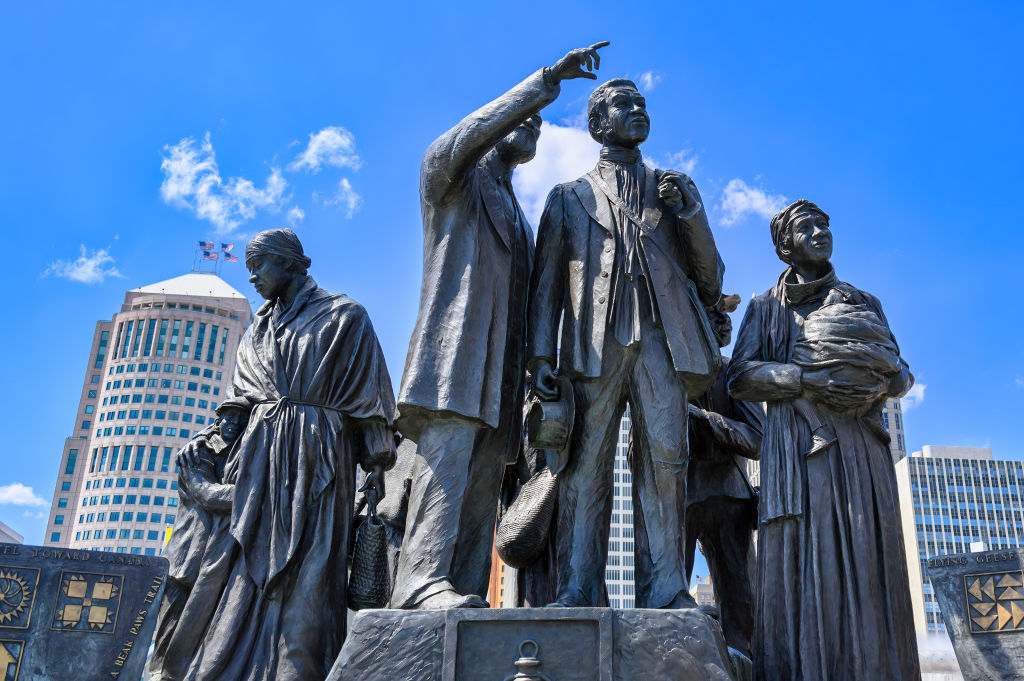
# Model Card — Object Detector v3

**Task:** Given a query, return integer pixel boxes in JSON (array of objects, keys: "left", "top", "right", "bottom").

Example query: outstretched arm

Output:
[
  {"left": 421, "top": 43, "right": 609, "bottom": 205},
  {"left": 690, "top": 397, "right": 764, "bottom": 460}
]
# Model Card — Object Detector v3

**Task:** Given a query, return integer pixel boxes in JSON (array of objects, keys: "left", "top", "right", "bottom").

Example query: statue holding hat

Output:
[
  {"left": 152, "top": 227, "right": 397, "bottom": 681},
  {"left": 527, "top": 77, "right": 723, "bottom": 609},
  {"left": 727, "top": 201, "right": 920, "bottom": 680}
]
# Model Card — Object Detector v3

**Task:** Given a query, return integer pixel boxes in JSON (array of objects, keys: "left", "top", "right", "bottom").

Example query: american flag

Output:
[
  {"left": 221, "top": 243, "right": 234, "bottom": 252},
  {"left": 202, "top": 251, "right": 219, "bottom": 261},
  {"left": 223, "top": 253, "right": 239, "bottom": 263},
  {"left": 198, "top": 240, "right": 215, "bottom": 250}
]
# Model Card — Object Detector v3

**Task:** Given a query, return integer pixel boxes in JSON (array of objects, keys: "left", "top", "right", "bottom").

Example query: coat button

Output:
[
  {"left": 599, "top": 297, "right": 606, "bottom": 304},
  {"left": 601, "top": 271, "right": 609, "bottom": 278}
]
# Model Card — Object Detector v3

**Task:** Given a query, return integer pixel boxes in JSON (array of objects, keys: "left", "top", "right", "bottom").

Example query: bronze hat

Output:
[{"left": 525, "top": 375, "right": 575, "bottom": 475}]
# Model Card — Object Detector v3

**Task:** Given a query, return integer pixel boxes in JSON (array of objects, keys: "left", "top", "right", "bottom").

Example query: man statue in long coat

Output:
[
  {"left": 528, "top": 78, "right": 724, "bottom": 608},
  {"left": 172, "top": 228, "right": 396, "bottom": 681},
  {"left": 683, "top": 293, "right": 763, "bottom": 658},
  {"left": 728, "top": 200, "right": 920, "bottom": 680},
  {"left": 390, "top": 42, "right": 608, "bottom": 610}
]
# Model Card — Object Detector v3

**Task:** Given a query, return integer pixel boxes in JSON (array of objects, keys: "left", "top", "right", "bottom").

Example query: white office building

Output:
[{"left": 895, "top": 445, "right": 1024, "bottom": 635}]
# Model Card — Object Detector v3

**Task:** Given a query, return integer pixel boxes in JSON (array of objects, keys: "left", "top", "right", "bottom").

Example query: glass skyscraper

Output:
[{"left": 43, "top": 272, "right": 252, "bottom": 556}]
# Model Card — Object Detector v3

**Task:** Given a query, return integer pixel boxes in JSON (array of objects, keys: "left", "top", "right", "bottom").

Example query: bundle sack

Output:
[{"left": 793, "top": 299, "right": 900, "bottom": 378}]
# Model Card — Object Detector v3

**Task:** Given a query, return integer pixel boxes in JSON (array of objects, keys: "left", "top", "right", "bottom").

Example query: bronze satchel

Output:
[{"left": 349, "top": 474, "right": 390, "bottom": 610}]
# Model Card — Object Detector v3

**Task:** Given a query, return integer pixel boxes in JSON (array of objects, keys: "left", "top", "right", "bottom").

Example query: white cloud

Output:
[
  {"left": 326, "top": 178, "right": 362, "bottom": 218},
  {"left": 160, "top": 132, "right": 288, "bottom": 234},
  {"left": 288, "top": 126, "right": 362, "bottom": 174},
  {"left": 287, "top": 206, "right": 306, "bottom": 226},
  {"left": 636, "top": 71, "right": 663, "bottom": 92},
  {"left": 512, "top": 122, "right": 599, "bottom": 226},
  {"left": 0, "top": 483, "right": 47, "bottom": 507},
  {"left": 658, "top": 149, "right": 699, "bottom": 176},
  {"left": 902, "top": 382, "right": 926, "bottom": 411},
  {"left": 43, "top": 245, "right": 122, "bottom": 284},
  {"left": 716, "top": 178, "right": 788, "bottom": 227}
]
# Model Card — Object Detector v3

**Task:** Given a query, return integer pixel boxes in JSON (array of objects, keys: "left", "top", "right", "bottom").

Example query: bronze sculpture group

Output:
[{"left": 149, "top": 42, "right": 922, "bottom": 681}]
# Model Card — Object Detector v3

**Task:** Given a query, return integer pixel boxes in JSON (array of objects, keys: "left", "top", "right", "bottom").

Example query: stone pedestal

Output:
[{"left": 328, "top": 607, "right": 743, "bottom": 681}]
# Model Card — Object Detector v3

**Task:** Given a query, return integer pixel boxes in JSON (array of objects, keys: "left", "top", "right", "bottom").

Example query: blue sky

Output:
[{"left": 1, "top": 1, "right": 1022, "bottom": 563}]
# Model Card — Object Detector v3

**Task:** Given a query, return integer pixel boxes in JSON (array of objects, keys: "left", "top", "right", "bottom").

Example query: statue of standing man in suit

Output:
[
  {"left": 390, "top": 42, "right": 609, "bottom": 610},
  {"left": 528, "top": 78, "right": 724, "bottom": 608}
]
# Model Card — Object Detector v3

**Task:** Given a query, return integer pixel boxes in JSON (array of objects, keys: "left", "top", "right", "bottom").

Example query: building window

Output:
[
  {"left": 65, "top": 449, "right": 78, "bottom": 475},
  {"left": 50, "top": 533, "right": 60, "bottom": 543},
  {"left": 54, "top": 515, "right": 64, "bottom": 525}
]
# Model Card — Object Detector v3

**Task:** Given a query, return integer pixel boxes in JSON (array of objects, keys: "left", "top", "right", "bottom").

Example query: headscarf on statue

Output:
[{"left": 244, "top": 228, "right": 312, "bottom": 272}]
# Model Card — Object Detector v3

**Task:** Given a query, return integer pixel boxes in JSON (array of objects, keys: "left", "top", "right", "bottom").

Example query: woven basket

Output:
[
  {"left": 495, "top": 467, "right": 558, "bottom": 569},
  {"left": 349, "top": 511, "right": 390, "bottom": 610}
]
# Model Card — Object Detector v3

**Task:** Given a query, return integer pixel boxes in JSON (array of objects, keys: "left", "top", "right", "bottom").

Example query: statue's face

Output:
[
  {"left": 247, "top": 254, "right": 294, "bottom": 301},
  {"left": 707, "top": 307, "right": 733, "bottom": 348},
  {"left": 787, "top": 212, "right": 833, "bottom": 269},
  {"left": 597, "top": 87, "right": 649, "bottom": 147},
  {"left": 496, "top": 115, "right": 541, "bottom": 167},
  {"left": 218, "top": 410, "right": 246, "bottom": 443}
]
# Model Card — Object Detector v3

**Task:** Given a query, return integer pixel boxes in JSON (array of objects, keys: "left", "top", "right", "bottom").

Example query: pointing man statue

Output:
[
  {"left": 390, "top": 42, "right": 609, "bottom": 610},
  {"left": 528, "top": 78, "right": 724, "bottom": 608}
]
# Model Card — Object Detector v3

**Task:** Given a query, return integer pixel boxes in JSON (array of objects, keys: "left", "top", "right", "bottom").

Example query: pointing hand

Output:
[{"left": 551, "top": 41, "right": 610, "bottom": 82}]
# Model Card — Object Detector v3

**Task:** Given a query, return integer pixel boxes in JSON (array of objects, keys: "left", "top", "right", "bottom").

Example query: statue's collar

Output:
[
  {"left": 783, "top": 265, "right": 836, "bottom": 305},
  {"left": 600, "top": 146, "right": 642, "bottom": 165}
]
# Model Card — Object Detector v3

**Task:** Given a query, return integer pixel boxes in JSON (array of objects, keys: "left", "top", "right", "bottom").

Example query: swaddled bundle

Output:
[
  {"left": 790, "top": 292, "right": 900, "bottom": 455},
  {"left": 793, "top": 297, "right": 901, "bottom": 378}
]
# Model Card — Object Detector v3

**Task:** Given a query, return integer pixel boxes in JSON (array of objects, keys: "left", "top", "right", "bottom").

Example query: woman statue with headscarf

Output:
[
  {"left": 728, "top": 201, "right": 921, "bottom": 680},
  {"left": 159, "top": 228, "right": 396, "bottom": 681}
]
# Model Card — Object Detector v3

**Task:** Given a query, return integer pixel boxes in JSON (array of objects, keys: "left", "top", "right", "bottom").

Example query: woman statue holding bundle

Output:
[{"left": 728, "top": 200, "right": 921, "bottom": 681}]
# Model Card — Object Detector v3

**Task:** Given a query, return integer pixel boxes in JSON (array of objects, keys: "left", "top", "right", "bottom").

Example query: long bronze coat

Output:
[
  {"left": 396, "top": 69, "right": 560, "bottom": 438},
  {"left": 527, "top": 166, "right": 724, "bottom": 394}
]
